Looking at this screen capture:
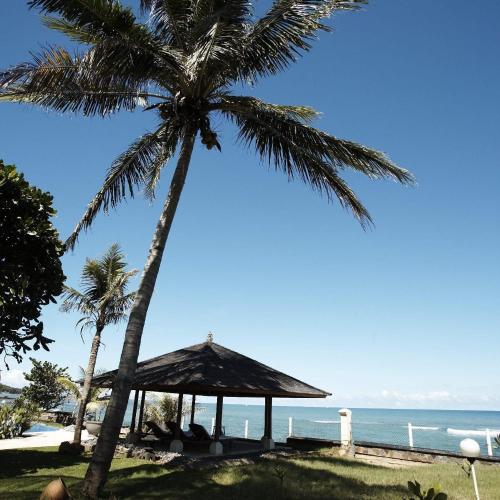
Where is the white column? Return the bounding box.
[288,417,293,437]
[339,408,352,450]
[180,416,185,430]
[408,422,414,448]
[244,419,249,438]
[486,429,493,456]
[471,463,481,500]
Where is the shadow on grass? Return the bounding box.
[1,449,409,499]
[0,448,91,477]
[99,457,409,499]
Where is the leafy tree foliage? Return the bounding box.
[0,398,41,439]
[20,358,70,411]
[144,393,191,429]
[0,161,65,365]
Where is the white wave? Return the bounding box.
[447,428,500,437]
[412,426,439,431]
[312,420,340,424]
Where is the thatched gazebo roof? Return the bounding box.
[91,341,330,399]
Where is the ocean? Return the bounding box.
[123,402,500,456]
[4,392,499,456]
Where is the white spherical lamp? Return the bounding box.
[460,438,481,458]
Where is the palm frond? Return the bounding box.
[141,0,192,48]
[66,124,175,250]
[186,0,252,91]
[236,0,367,81]
[60,285,96,316]
[33,1,182,90]
[62,244,136,333]
[143,122,180,200]
[57,376,81,400]
[81,35,181,91]
[29,0,138,37]
[42,16,99,44]
[217,96,413,182]
[0,46,153,115]
[216,95,412,225]
[101,292,137,325]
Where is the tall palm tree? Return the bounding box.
[1,0,414,494]
[60,244,136,445]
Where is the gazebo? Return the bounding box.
[91,337,330,455]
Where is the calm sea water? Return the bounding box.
[6,392,499,456]
[122,402,500,456]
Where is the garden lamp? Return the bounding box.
[460,438,481,500]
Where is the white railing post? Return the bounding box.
[244,419,249,438]
[339,408,353,456]
[408,423,414,448]
[486,428,493,456]
[211,417,215,436]
[181,416,185,430]
[288,417,293,437]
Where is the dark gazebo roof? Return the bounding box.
[91,341,331,398]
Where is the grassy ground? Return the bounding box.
[0,447,498,499]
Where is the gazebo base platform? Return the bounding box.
[112,436,290,461]
[260,437,275,451]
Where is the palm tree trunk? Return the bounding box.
[73,327,102,445]
[82,128,197,498]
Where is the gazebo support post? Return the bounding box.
[170,393,184,453]
[126,390,140,443]
[137,390,146,434]
[261,396,275,450]
[129,390,139,433]
[190,395,196,425]
[209,396,224,455]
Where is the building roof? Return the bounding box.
[91,341,331,398]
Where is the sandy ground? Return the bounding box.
[0,428,91,450]
[355,454,430,468]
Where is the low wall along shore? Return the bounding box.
[285,408,500,466]
[286,436,500,466]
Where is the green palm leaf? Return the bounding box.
[61,243,137,332]
[66,124,178,249]
[216,95,413,224]
[235,0,367,81]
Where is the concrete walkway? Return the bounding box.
[0,428,90,450]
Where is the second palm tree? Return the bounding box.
[61,244,136,445]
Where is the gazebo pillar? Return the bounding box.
[261,396,275,450]
[137,390,146,434]
[190,395,196,425]
[129,390,139,433]
[209,396,224,455]
[170,393,184,453]
[126,390,141,443]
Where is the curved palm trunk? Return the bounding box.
[73,327,102,445]
[82,129,197,497]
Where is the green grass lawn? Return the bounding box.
[0,447,498,499]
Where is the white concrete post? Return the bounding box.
[471,463,481,500]
[408,422,414,448]
[288,417,293,437]
[338,408,353,455]
[180,416,185,430]
[244,419,249,438]
[486,429,493,456]
[211,417,215,436]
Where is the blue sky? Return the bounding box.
[1,1,499,410]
